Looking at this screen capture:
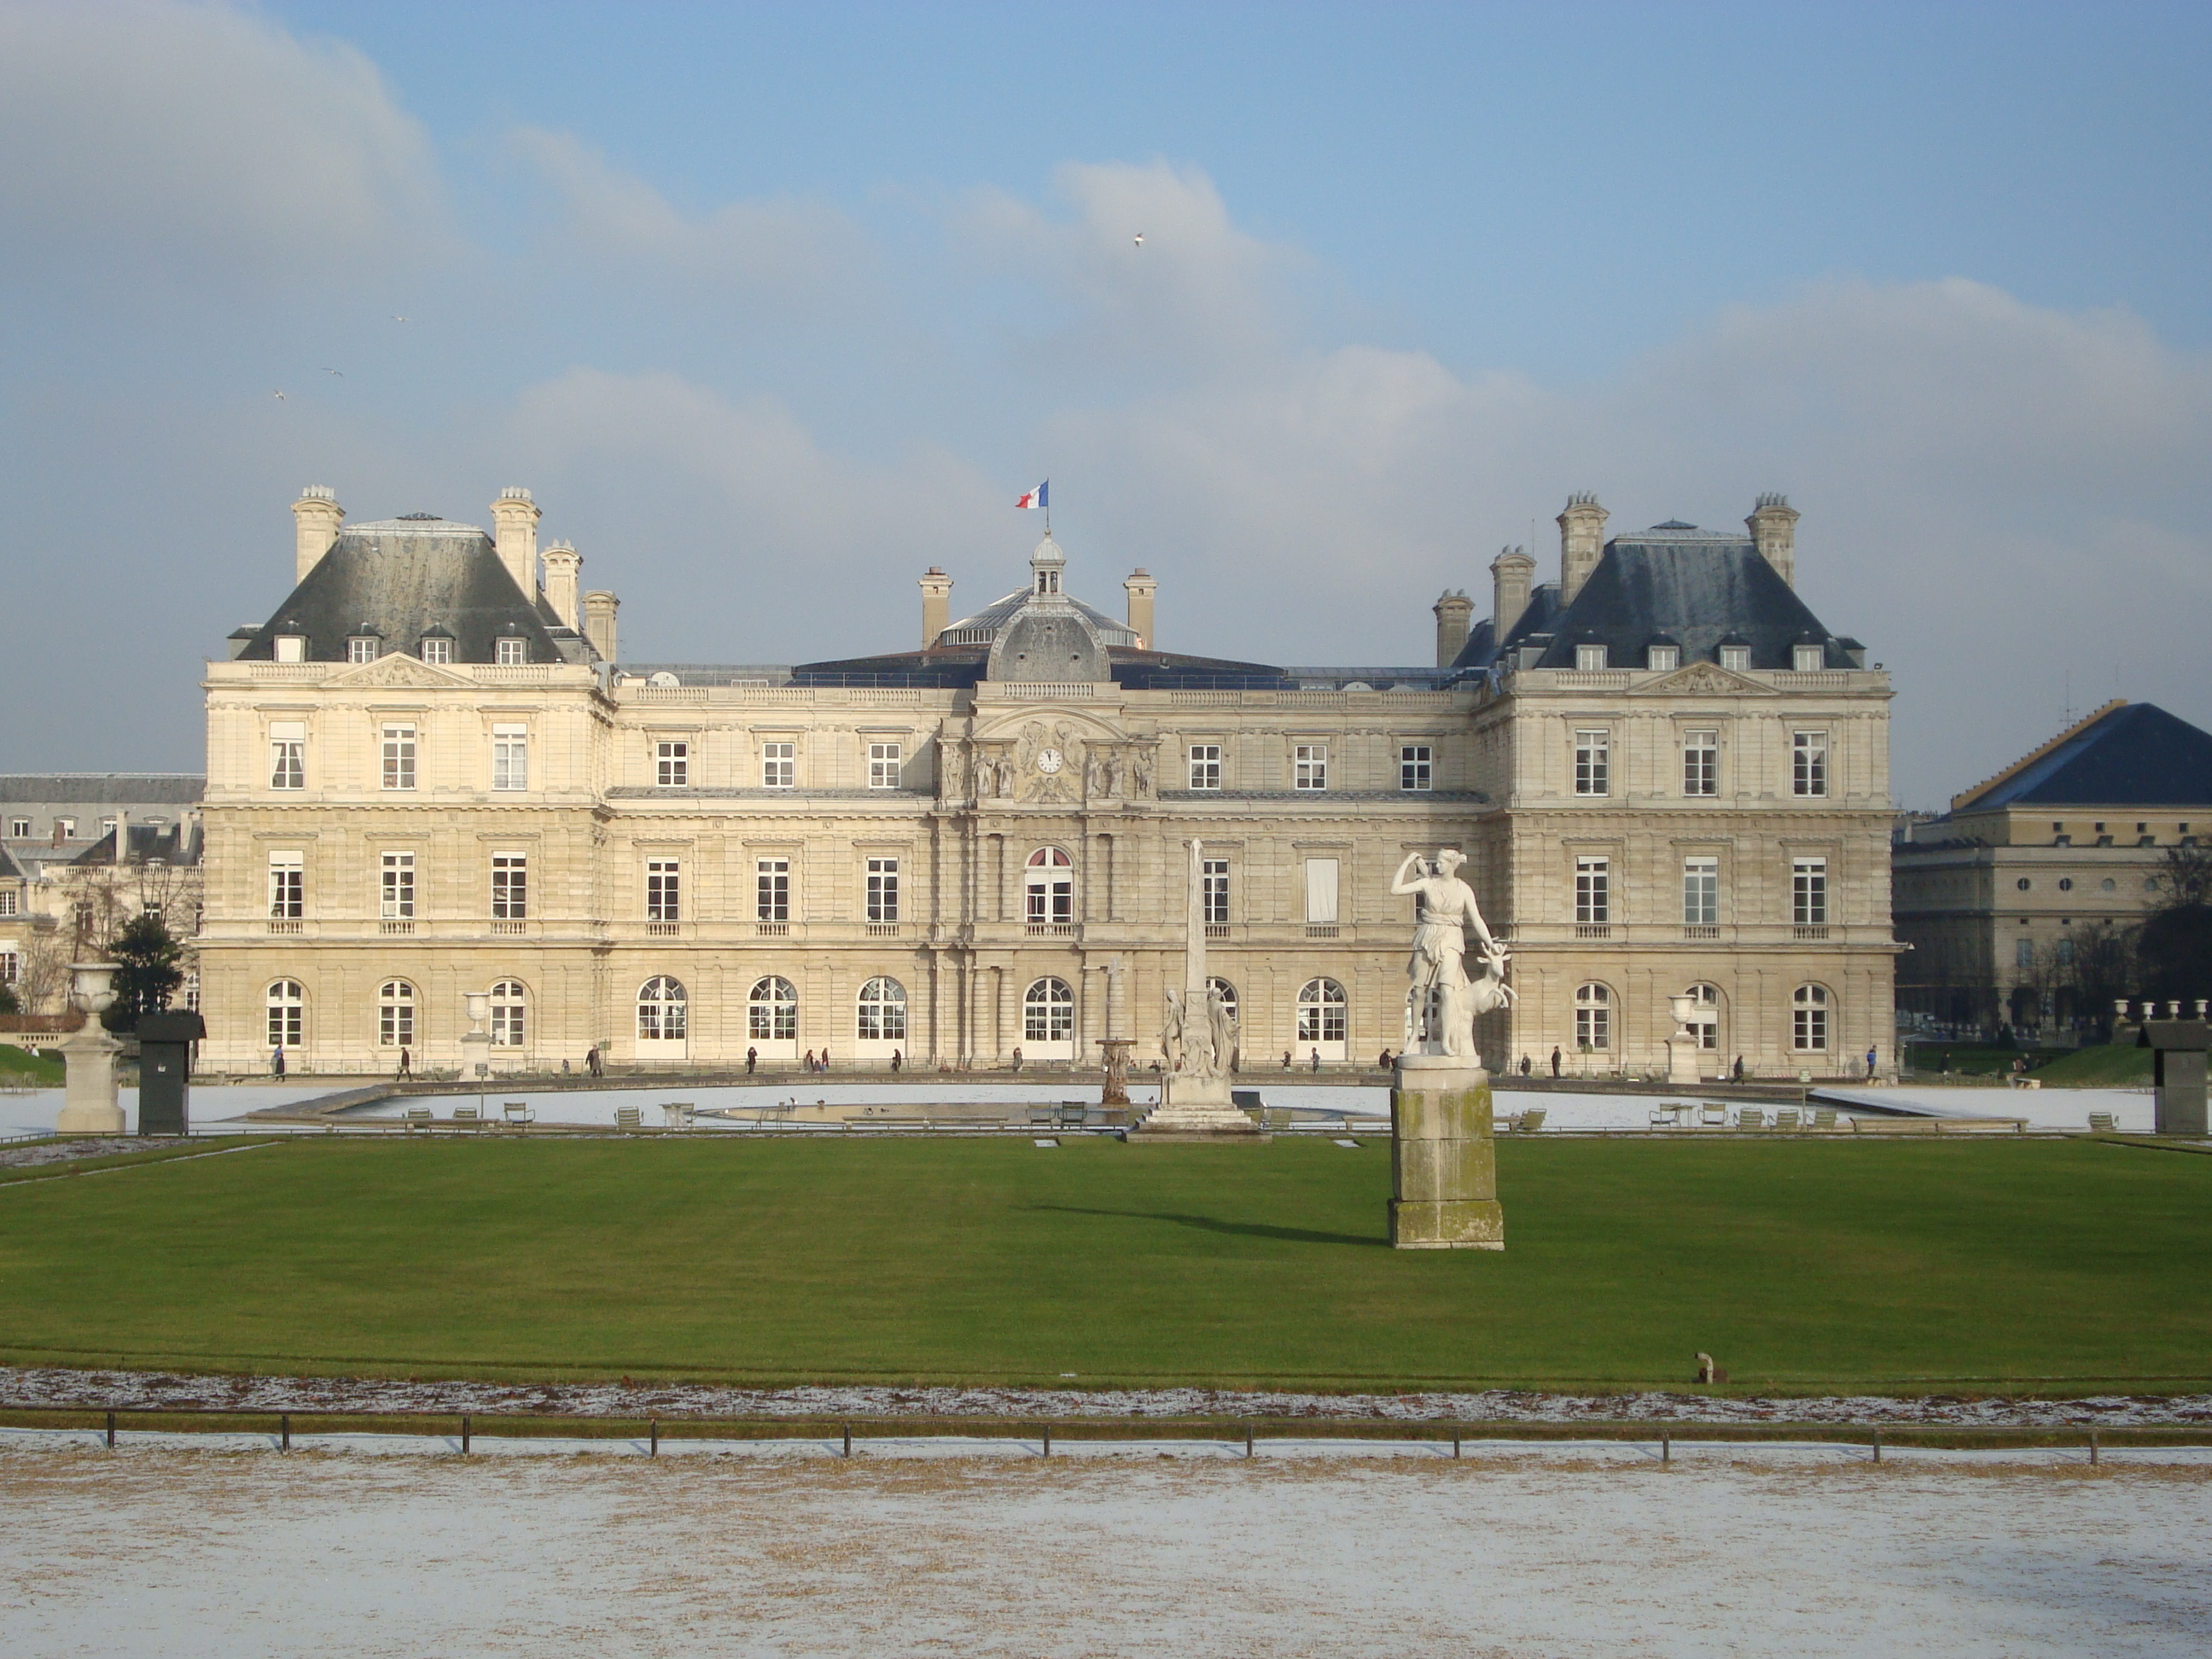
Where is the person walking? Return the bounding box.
[1866,1045,1878,1080]
[1281,1050,1292,1069]
[1518,1054,1532,1076]
[746,1047,757,1075]
[397,1045,411,1079]
[1549,1045,1561,1079]
[803,1049,816,1073]
[819,1045,831,1072]
[272,1044,286,1078]
[1731,1054,1744,1082]
[890,1049,902,1073]
[1309,1048,1321,1073]
[1011,1046,1023,1073]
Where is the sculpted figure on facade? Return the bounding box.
[1391,848,1511,1061]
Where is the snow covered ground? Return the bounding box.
[3,1443,2206,1656]
[1818,1083,2157,1133]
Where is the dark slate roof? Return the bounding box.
[67,822,202,868]
[0,844,24,882]
[0,775,204,805]
[785,645,1294,691]
[1452,527,1848,673]
[1957,703,2212,810]
[236,519,574,665]
[938,587,1141,649]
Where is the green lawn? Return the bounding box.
[2030,1043,2156,1087]
[0,1136,2206,1394]
[0,1043,63,1086]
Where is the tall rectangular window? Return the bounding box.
[1575,856,1610,924]
[1793,857,1828,926]
[491,853,527,920]
[267,852,304,919]
[492,724,528,791]
[762,742,795,789]
[1574,730,1610,796]
[495,637,527,665]
[0,891,15,916]
[2016,937,2034,969]
[381,725,416,791]
[756,858,789,922]
[269,721,306,791]
[1793,731,1828,797]
[1188,744,1221,790]
[1294,744,1328,790]
[0,952,16,984]
[655,741,689,787]
[1304,858,1339,924]
[1682,856,1719,926]
[868,742,902,789]
[1202,858,1231,925]
[1682,729,1717,796]
[380,852,415,920]
[8,818,27,837]
[1400,744,1432,791]
[866,857,899,923]
[646,859,681,922]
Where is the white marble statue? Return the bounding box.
[1391,848,1512,1060]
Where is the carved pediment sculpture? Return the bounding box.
[323,653,476,690]
[1631,661,1773,697]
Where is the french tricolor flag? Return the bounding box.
[1015,480,1049,511]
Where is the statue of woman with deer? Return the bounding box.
[1390,848,1513,1062]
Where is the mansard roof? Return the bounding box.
[67,821,202,869]
[1452,525,1853,673]
[0,775,204,806]
[1953,702,2212,811]
[938,587,1140,649]
[236,518,577,665]
[785,644,1295,690]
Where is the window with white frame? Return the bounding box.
[377,980,415,1047]
[380,852,415,919]
[637,975,687,1041]
[1202,858,1230,926]
[491,853,527,919]
[868,742,903,789]
[419,635,452,665]
[269,722,306,790]
[1024,976,1074,1042]
[1026,847,1074,925]
[1575,982,1611,1050]
[1296,978,1348,1045]
[1575,643,1609,671]
[348,636,379,663]
[1304,859,1340,925]
[1792,731,1828,797]
[268,851,304,918]
[865,857,899,923]
[1685,982,1721,1050]
[1294,744,1328,790]
[492,724,528,791]
[182,969,199,1011]
[1792,857,1828,926]
[8,818,27,837]
[1400,744,1432,791]
[1647,643,1679,671]
[1682,729,1717,796]
[266,980,304,1049]
[755,857,789,922]
[1575,856,1610,924]
[55,817,75,839]
[2016,937,2034,969]
[646,859,681,922]
[1682,856,1719,926]
[100,818,116,838]
[274,634,306,663]
[495,636,527,666]
[1574,730,1610,795]
[381,725,416,791]
[1719,643,1751,671]
[1792,643,1825,672]
[857,977,908,1042]
[655,740,689,788]
[0,952,17,983]
[491,980,527,1046]
[762,742,795,789]
[1792,984,1831,1051]
[0,891,15,917]
[748,976,798,1040]
[1188,744,1221,790]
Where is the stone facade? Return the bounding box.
[195,486,1899,1078]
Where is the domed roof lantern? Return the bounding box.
[1029,533,1066,597]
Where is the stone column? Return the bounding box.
[1390,1055,1504,1249]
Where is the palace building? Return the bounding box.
[195,485,1898,1078]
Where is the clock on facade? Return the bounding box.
[1035,748,1064,775]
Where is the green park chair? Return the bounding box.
[1735,1108,1765,1131]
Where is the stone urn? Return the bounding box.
[461,989,493,1080]
[55,962,127,1134]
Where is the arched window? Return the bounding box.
[1684,982,1721,1051]
[857,976,908,1042]
[266,980,304,1049]
[1206,976,1238,1023]
[378,980,415,1048]
[1024,976,1074,1043]
[637,976,688,1042]
[490,980,527,1047]
[1792,984,1830,1051]
[1296,978,1347,1046]
[1575,983,1611,1051]
[1026,846,1074,928]
[748,976,797,1042]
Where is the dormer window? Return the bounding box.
[1646,643,1679,671]
[420,634,453,665]
[1792,643,1825,672]
[1575,643,1609,671]
[1719,643,1751,672]
[274,634,306,663]
[348,635,380,664]
[495,637,527,666]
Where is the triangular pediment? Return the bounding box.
[1630,661,1773,697]
[322,653,476,690]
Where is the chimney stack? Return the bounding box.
[1490,544,1537,648]
[919,567,952,648]
[542,540,583,631]
[1747,493,1799,587]
[1124,568,1157,649]
[1433,590,1474,667]
[582,590,619,664]
[490,487,542,597]
[291,486,343,583]
[1557,492,1609,603]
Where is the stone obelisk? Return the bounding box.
[1133,839,1259,1137]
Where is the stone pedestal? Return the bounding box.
[1134,1070,1261,1138]
[1665,1036,1702,1086]
[460,1031,492,1081]
[1390,1054,1503,1249]
[56,1022,126,1135]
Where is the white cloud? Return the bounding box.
[0,2,445,292]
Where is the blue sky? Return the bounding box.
[3,0,2209,804]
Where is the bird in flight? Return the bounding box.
[1132,232,1144,247]
[392,314,409,323]
[322,368,343,377]
[271,389,286,400]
